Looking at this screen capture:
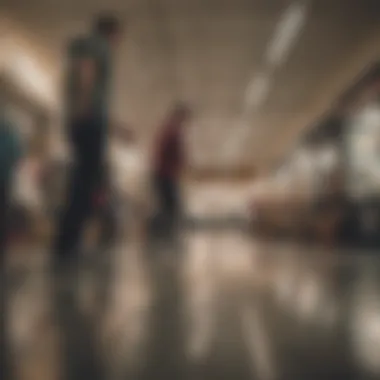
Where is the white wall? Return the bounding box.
[0,19,57,110]
[184,181,253,219]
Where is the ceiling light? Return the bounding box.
[265,1,308,68]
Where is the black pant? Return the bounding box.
[53,118,105,260]
[154,174,180,225]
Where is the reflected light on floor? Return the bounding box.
[183,232,217,362]
[216,233,256,280]
[183,232,214,276]
[297,274,322,320]
[241,306,276,380]
[102,247,152,375]
[185,276,216,362]
[352,302,380,374]
[274,257,298,307]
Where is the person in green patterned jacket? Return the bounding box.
[53,13,123,263]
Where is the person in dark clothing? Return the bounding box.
[53,14,122,263]
[51,15,124,380]
[0,111,22,380]
[0,113,23,262]
[152,104,190,231]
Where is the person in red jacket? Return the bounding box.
[152,103,191,229]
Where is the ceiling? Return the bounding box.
[2,0,380,173]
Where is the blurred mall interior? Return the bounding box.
[2,0,380,379]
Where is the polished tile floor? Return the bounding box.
[2,225,380,380]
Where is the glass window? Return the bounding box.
[346,103,380,198]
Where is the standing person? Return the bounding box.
[0,111,23,262]
[0,109,22,380]
[152,104,190,232]
[53,14,122,264]
[51,15,124,380]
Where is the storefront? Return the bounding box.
[342,66,380,247]
[306,61,380,247]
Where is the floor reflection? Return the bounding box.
[3,225,380,379]
[183,230,218,363]
[101,241,152,379]
[350,269,380,375]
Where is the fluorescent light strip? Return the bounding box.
[265,1,308,68]
[245,72,272,110]
[241,1,308,116]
